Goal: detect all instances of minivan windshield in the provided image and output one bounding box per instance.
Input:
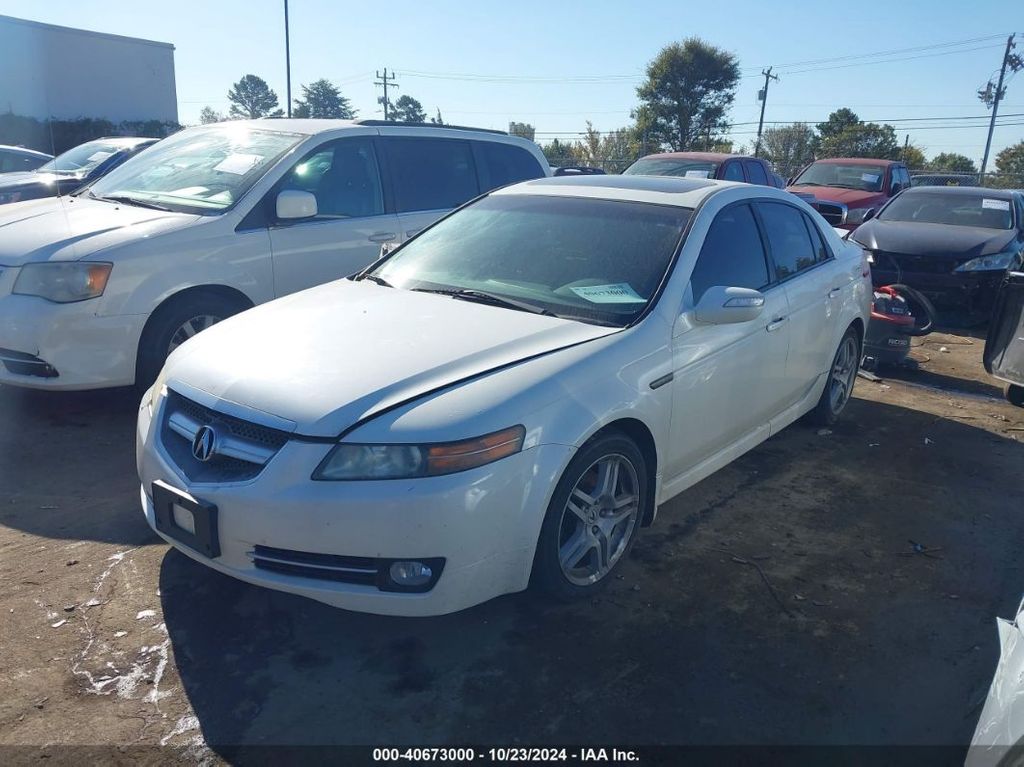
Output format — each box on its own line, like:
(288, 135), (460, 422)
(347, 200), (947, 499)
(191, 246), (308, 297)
(878, 192), (1015, 230)
(792, 162), (887, 192)
(623, 158), (718, 179)
(369, 194), (691, 327)
(86, 126), (303, 214)
(38, 140), (129, 175)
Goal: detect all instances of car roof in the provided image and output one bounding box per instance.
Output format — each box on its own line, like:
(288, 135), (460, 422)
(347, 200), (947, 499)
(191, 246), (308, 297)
(638, 151), (749, 163)
(0, 144), (52, 158)
(220, 118), (509, 139)
(494, 174), (753, 208)
(898, 185), (1018, 199)
(79, 136), (158, 148)
(812, 157), (898, 166)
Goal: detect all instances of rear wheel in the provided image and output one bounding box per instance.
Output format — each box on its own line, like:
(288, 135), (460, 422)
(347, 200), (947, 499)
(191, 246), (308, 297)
(136, 291), (249, 390)
(532, 433), (647, 601)
(808, 326), (861, 427)
(1007, 384), (1024, 408)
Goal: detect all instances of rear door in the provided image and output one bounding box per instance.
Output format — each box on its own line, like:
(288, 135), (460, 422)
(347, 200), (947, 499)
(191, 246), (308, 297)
(267, 134), (400, 297)
(378, 136), (480, 242)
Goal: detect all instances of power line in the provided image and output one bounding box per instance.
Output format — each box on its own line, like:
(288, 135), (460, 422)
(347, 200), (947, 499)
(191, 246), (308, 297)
(980, 34), (1021, 176)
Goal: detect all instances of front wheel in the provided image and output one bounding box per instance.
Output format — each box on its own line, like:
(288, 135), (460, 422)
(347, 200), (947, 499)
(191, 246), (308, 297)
(808, 326), (861, 427)
(532, 433), (647, 601)
(1007, 384), (1024, 408)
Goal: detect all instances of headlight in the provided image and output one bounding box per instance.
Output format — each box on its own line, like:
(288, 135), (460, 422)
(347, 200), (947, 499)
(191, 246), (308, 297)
(313, 425), (526, 480)
(845, 207), (875, 225)
(13, 262), (112, 303)
(147, 366), (170, 413)
(953, 251), (1019, 272)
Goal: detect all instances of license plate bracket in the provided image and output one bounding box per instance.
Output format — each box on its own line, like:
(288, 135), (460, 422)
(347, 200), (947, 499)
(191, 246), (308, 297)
(152, 480), (220, 558)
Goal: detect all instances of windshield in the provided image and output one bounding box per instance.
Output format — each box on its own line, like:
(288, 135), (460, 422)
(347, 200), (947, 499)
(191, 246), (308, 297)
(879, 193), (1014, 230)
(370, 194), (690, 327)
(623, 158), (718, 179)
(793, 162), (887, 192)
(86, 126), (303, 214)
(38, 140), (128, 175)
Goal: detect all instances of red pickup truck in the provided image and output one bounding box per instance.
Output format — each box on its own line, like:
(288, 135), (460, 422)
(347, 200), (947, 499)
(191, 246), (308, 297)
(622, 152), (785, 187)
(787, 158), (912, 230)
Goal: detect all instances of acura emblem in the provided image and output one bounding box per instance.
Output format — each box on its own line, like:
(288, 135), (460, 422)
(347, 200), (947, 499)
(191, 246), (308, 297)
(191, 425), (218, 462)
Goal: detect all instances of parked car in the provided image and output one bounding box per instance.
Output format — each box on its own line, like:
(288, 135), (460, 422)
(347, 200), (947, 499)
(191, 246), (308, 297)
(787, 158), (912, 230)
(910, 172), (979, 188)
(136, 175), (872, 616)
(0, 137), (157, 205)
(0, 119), (549, 390)
(0, 144), (52, 174)
(851, 187), (1024, 314)
(623, 152), (784, 187)
(551, 165), (606, 176)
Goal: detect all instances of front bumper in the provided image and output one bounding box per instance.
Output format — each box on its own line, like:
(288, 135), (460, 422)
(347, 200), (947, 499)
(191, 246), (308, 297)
(870, 268), (1004, 312)
(136, 393), (575, 616)
(0, 285), (144, 390)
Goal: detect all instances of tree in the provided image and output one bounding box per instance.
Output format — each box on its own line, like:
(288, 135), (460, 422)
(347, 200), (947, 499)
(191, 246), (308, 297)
(760, 122), (816, 178)
(391, 95), (427, 123)
(634, 38), (740, 152)
(227, 75), (283, 119)
(430, 108), (444, 125)
(928, 152), (978, 173)
(199, 106), (224, 124)
(292, 79), (355, 119)
(541, 138), (576, 167)
(816, 108), (900, 160)
(993, 141), (1024, 186)
(901, 143), (927, 171)
(508, 122), (535, 141)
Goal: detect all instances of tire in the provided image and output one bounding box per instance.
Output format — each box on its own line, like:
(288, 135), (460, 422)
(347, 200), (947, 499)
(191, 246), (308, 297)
(135, 291), (248, 390)
(531, 432), (648, 602)
(1007, 384), (1024, 408)
(808, 326), (861, 428)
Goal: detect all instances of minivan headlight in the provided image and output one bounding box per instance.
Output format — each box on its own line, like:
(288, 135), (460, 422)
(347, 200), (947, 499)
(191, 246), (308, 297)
(953, 251), (1018, 272)
(14, 262), (113, 303)
(313, 425), (526, 480)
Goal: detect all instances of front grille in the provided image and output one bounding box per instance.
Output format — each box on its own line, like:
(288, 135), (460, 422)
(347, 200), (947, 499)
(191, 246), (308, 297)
(0, 347), (58, 378)
(815, 202), (845, 226)
(873, 252), (961, 275)
(160, 389), (290, 483)
(251, 545), (446, 592)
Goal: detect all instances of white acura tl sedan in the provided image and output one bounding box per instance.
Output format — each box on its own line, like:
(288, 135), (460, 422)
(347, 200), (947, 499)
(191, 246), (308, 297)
(137, 175), (872, 616)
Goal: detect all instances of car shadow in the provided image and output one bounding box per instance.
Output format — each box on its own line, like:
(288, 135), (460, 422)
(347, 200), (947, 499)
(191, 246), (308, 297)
(879, 363), (1006, 400)
(0, 384), (157, 545)
(160, 398), (1024, 753)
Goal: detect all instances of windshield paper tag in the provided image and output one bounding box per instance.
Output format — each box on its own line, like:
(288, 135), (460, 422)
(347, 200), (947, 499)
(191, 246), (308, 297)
(861, 173), (880, 183)
(982, 198), (1010, 211)
(213, 154), (264, 175)
(570, 283), (646, 303)
(685, 170), (710, 178)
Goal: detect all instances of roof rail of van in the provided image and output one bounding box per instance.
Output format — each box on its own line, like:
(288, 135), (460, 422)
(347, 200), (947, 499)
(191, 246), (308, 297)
(351, 119), (508, 136)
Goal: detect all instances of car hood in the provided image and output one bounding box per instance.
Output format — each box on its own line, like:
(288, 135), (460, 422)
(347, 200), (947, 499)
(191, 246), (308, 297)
(0, 196), (199, 265)
(786, 185), (886, 207)
(165, 280), (619, 438)
(853, 220), (1016, 258)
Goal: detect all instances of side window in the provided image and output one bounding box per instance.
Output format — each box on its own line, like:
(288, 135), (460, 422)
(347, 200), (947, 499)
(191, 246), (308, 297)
(801, 213), (832, 263)
(722, 162), (745, 182)
(744, 160), (768, 186)
(278, 137), (384, 219)
(382, 138), (478, 213)
(478, 142), (544, 189)
(689, 204), (770, 302)
(758, 201), (818, 279)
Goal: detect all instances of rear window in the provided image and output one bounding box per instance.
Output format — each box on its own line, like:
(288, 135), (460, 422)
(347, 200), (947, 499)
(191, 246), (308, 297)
(478, 142), (544, 189)
(744, 161), (768, 185)
(623, 158), (718, 179)
(382, 138), (479, 213)
(879, 193), (1014, 230)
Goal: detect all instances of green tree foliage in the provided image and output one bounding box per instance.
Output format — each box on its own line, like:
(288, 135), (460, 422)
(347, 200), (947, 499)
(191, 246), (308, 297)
(634, 37), (740, 151)
(541, 138), (574, 167)
(292, 79), (355, 119)
(928, 152), (978, 173)
(994, 141), (1024, 176)
(227, 75), (283, 119)
(541, 124), (638, 173)
(391, 95), (427, 123)
(0, 113), (179, 154)
(901, 143), (927, 170)
(430, 108), (444, 125)
(508, 122), (535, 141)
(816, 108), (900, 160)
(199, 106), (224, 124)
(760, 122), (816, 177)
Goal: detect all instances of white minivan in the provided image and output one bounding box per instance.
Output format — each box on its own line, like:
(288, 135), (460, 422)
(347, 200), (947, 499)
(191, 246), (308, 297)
(0, 119), (549, 390)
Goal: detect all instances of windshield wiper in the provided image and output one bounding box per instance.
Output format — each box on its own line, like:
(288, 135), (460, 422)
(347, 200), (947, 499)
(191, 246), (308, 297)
(357, 273), (393, 288)
(90, 193), (172, 211)
(412, 287), (555, 316)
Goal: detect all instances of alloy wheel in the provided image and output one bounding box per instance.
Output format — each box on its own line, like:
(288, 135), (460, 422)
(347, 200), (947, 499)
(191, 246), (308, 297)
(167, 314), (222, 355)
(829, 335), (859, 414)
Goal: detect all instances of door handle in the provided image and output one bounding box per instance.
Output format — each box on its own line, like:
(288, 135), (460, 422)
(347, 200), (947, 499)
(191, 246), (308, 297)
(828, 287), (842, 299)
(368, 232), (397, 243)
(766, 316), (788, 332)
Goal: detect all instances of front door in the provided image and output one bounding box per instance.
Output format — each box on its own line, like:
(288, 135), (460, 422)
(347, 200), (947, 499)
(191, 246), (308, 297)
(268, 136), (400, 297)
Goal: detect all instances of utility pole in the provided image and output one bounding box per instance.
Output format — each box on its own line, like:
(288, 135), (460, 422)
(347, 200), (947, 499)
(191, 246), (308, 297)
(284, 0), (292, 118)
(375, 68), (399, 120)
(754, 67), (779, 158)
(979, 34), (1020, 180)
(902, 134), (910, 164)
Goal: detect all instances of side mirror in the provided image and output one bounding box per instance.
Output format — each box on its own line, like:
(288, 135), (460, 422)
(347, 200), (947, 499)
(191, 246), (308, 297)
(693, 286), (766, 325)
(862, 208), (877, 222)
(276, 189), (317, 220)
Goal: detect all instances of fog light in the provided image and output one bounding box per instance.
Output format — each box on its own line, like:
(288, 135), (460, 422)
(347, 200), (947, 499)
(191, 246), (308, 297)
(389, 561), (433, 587)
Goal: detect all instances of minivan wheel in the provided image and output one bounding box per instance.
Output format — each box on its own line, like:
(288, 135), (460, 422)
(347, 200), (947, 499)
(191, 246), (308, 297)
(136, 292), (248, 391)
(808, 326), (861, 427)
(532, 432), (647, 601)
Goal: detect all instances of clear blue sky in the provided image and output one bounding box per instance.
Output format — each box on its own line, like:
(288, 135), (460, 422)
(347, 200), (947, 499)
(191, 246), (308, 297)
(2, 0), (1022, 165)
